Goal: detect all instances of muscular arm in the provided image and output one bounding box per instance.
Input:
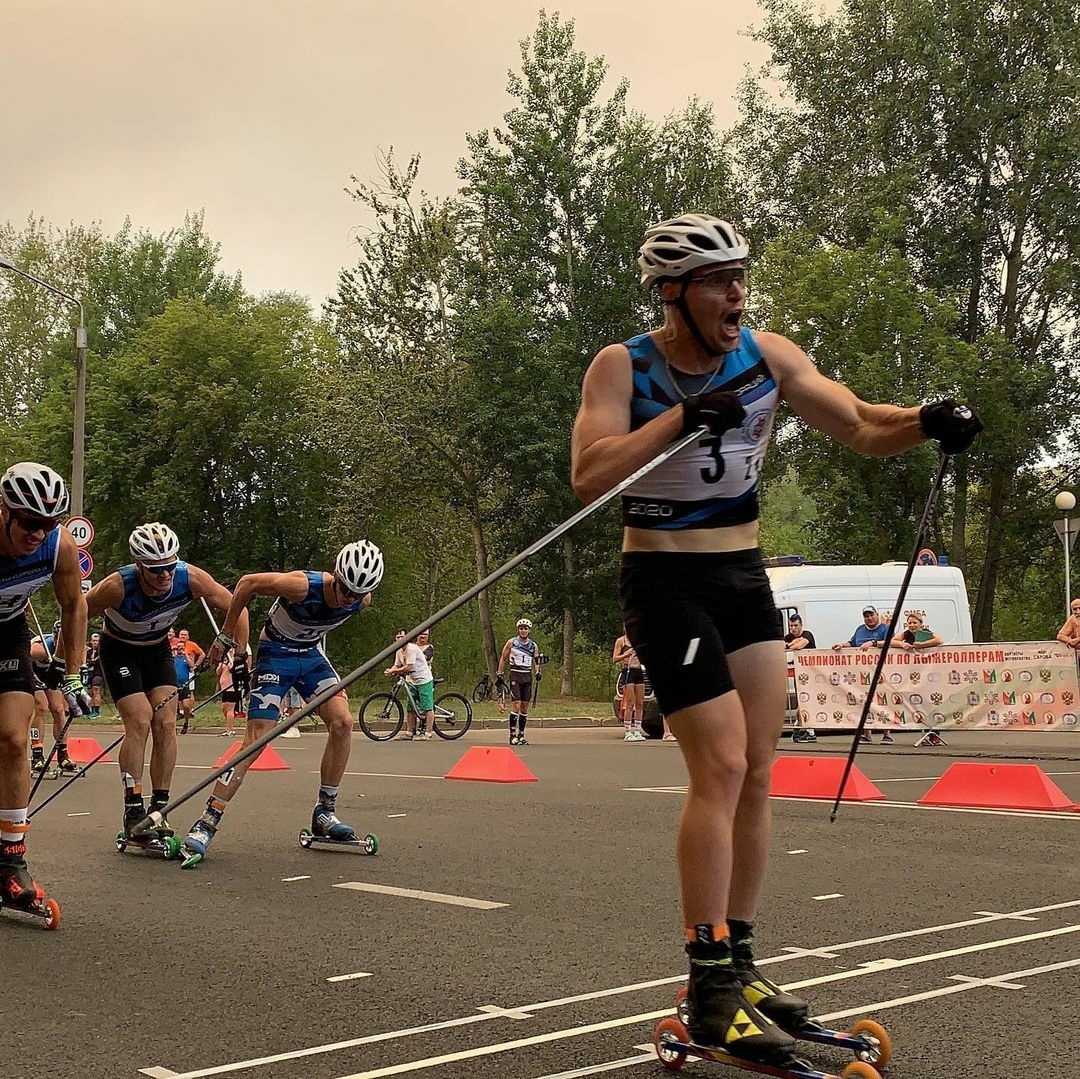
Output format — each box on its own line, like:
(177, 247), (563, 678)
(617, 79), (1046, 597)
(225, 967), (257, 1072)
(216, 570), (308, 650)
(496, 639), (512, 675)
(84, 572), (125, 620)
(53, 529), (88, 675)
(758, 332), (926, 456)
(189, 564), (251, 655)
(571, 343), (687, 504)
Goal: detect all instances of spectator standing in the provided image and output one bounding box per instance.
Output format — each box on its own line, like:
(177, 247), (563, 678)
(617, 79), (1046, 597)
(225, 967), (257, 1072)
(833, 605), (891, 742)
(1056, 600), (1080, 649)
(613, 629), (646, 742)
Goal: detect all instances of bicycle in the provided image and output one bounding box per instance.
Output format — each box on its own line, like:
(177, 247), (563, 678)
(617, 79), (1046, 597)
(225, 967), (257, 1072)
(471, 671), (510, 705)
(357, 677), (473, 741)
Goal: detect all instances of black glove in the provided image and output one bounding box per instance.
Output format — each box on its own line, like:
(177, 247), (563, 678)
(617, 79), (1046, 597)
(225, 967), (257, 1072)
(42, 657), (66, 690)
(682, 390), (746, 437)
(919, 399), (983, 455)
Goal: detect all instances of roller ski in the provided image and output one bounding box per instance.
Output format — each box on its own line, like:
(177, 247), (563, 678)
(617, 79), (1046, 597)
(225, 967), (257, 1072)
(178, 818), (217, 869)
(115, 803), (179, 859)
(30, 753), (60, 781)
(0, 843), (61, 930)
(56, 752), (79, 776)
(673, 988), (891, 1071)
(298, 802), (378, 854)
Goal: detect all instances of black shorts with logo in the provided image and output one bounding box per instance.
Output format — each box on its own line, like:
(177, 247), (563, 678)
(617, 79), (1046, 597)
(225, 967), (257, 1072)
(620, 548), (783, 717)
(100, 635), (176, 701)
(508, 672), (533, 703)
(0, 614), (36, 696)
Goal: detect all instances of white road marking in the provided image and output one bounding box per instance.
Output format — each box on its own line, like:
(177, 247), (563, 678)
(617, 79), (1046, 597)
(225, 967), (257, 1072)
(333, 882), (507, 909)
(333, 771), (444, 781)
(387, 814), (407, 818)
(478, 1004), (534, 1020)
(950, 973), (1025, 990)
(626, 785), (1080, 820)
(787, 849), (808, 854)
(66, 811), (90, 817)
(330, 956), (1080, 1079)
(533, 1052), (656, 1079)
(812, 893), (844, 901)
(781, 946), (840, 959)
(141, 898), (1080, 1079)
(281, 875), (310, 882)
(973, 910), (1038, 921)
(327, 972), (374, 983)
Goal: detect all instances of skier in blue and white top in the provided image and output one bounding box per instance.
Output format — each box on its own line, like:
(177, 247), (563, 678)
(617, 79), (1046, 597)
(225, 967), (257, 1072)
(85, 522), (246, 852)
(0, 462), (87, 917)
(180, 540), (384, 866)
(571, 213), (984, 1065)
(497, 618), (540, 747)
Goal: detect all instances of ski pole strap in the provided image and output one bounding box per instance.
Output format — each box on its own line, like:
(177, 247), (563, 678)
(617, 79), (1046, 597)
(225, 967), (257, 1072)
(214, 630), (236, 651)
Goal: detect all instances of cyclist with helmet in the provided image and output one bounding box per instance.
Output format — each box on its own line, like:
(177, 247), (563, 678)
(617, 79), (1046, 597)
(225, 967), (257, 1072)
(0, 462), (87, 921)
(496, 618), (539, 746)
(181, 540), (384, 866)
(85, 522), (246, 855)
(571, 213), (983, 1065)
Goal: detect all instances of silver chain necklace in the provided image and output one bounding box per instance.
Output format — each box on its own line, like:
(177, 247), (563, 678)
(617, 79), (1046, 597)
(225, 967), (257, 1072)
(664, 356), (725, 400)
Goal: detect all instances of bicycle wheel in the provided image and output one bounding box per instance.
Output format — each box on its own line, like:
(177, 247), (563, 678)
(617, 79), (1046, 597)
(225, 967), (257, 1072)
(471, 677), (491, 704)
(433, 692), (473, 740)
(357, 693), (404, 741)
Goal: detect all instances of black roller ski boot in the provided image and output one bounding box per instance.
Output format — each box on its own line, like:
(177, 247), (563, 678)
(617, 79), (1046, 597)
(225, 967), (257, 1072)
(730, 921), (810, 1031)
(116, 800), (173, 858)
(0, 842), (61, 929)
(684, 928), (795, 1064)
(56, 748), (78, 775)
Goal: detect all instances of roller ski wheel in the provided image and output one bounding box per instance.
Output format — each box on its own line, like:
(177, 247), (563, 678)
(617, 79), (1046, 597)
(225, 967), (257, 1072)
(0, 894), (61, 931)
(652, 1015), (883, 1078)
(115, 830), (175, 859)
(674, 988), (892, 1068)
(298, 828), (379, 855)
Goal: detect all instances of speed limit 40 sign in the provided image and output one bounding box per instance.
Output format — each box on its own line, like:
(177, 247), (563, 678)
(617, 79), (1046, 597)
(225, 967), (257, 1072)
(66, 516), (95, 548)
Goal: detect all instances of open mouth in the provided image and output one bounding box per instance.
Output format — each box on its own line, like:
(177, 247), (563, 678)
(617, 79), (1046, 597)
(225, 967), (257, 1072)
(721, 309), (743, 338)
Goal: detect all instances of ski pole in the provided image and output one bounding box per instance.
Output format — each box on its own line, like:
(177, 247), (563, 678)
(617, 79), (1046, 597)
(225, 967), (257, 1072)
(133, 427), (707, 836)
(29, 734), (124, 818)
(26, 600), (81, 802)
(829, 453), (951, 821)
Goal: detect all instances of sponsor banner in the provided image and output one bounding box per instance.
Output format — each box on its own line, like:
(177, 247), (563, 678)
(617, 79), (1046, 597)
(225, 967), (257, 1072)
(790, 642), (1080, 731)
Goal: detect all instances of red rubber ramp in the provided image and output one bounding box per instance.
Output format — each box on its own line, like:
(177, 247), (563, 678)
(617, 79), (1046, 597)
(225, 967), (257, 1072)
(445, 746), (538, 783)
(65, 737), (112, 764)
(770, 756), (885, 801)
(918, 762), (1078, 811)
(212, 740), (290, 771)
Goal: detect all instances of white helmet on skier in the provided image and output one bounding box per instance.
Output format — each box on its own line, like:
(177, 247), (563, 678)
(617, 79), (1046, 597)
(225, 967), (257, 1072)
(517, 618), (533, 631)
(1, 462), (70, 519)
(335, 540), (384, 596)
(129, 522), (181, 563)
(637, 214), (749, 287)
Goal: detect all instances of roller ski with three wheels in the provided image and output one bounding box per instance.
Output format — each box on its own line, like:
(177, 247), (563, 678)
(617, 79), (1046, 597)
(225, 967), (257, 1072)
(298, 803), (378, 855)
(0, 845), (61, 930)
(115, 804), (181, 860)
(673, 988), (892, 1072)
(30, 755), (60, 781)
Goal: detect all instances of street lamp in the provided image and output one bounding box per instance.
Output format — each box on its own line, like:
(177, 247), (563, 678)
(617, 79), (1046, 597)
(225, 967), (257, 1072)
(0, 252), (88, 516)
(1054, 490), (1078, 618)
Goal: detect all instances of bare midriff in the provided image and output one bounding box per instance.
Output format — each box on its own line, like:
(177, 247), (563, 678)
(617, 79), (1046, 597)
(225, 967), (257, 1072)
(622, 519), (760, 554)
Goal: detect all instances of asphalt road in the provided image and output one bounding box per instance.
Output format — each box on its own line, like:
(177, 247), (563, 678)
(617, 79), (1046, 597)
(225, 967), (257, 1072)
(7, 726), (1080, 1079)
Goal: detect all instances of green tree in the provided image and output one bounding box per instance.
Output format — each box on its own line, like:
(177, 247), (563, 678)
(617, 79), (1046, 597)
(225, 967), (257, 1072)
(737, 0), (1080, 638)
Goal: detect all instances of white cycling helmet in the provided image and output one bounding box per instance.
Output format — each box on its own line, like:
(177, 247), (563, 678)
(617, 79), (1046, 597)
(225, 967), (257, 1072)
(129, 522), (181, 563)
(517, 618), (533, 630)
(637, 213), (749, 287)
(1, 462), (70, 518)
(335, 540), (384, 595)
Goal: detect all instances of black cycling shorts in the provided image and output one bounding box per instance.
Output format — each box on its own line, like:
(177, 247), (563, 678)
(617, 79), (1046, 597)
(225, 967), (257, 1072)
(508, 672), (532, 704)
(100, 635), (176, 702)
(623, 667), (645, 686)
(0, 615), (36, 697)
(220, 689), (241, 704)
(620, 548), (783, 716)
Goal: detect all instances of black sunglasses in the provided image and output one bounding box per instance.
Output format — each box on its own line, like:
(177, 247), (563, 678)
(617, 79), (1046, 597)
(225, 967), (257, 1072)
(10, 509), (61, 533)
(141, 562), (177, 576)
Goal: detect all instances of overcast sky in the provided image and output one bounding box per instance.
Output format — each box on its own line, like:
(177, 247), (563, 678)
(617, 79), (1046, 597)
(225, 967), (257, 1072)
(4, 0), (783, 306)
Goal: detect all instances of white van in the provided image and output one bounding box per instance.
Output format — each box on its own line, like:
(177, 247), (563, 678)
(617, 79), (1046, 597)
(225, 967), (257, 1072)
(766, 560), (974, 647)
(767, 559), (973, 726)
